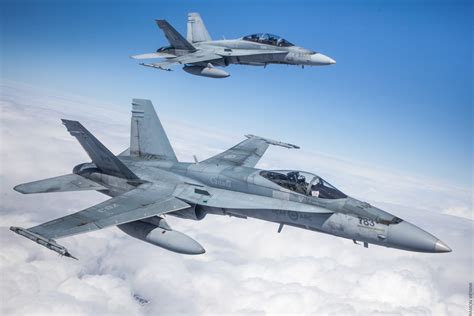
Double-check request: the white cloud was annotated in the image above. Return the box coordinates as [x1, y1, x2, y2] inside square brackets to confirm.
[0, 80, 472, 315]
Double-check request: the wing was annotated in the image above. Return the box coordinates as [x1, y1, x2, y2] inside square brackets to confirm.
[201, 134, 299, 168]
[141, 51, 223, 70]
[10, 184, 190, 258]
[14, 174, 106, 194]
[130, 52, 177, 59]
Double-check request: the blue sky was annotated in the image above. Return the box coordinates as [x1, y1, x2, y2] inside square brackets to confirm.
[1, 0, 472, 186]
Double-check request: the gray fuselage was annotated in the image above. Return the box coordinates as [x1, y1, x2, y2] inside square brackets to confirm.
[163, 38, 336, 67]
[74, 157, 451, 254]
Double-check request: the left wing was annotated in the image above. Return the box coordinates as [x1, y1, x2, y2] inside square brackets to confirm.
[201, 134, 299, 168]
[10, 183, 190, 258]
[141, 51, 223, 70]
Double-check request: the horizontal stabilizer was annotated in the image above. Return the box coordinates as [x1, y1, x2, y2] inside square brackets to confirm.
[156, 19, 195, 51]
[14, 174, 106, 194]
[62, 120, 140, 180]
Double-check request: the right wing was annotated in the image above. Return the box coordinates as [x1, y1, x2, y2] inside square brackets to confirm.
[130, 52, 176, 60]
[26, 184, 189, 239]
[141, 51, 223, 70]
[201, 134, 299, 168]
[10, 184, 190, 258]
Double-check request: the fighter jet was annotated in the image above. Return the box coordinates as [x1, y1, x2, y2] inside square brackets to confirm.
[131, 12, 336, 78]
[10, 99, 451, 258]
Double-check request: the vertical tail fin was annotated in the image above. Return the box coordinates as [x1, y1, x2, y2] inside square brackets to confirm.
[187, 12, 212, 43]
[130, 99, 178, 161]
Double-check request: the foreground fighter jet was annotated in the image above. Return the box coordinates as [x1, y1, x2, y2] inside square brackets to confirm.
[11, 99, 451, 258]
[131, 12, 336, 78]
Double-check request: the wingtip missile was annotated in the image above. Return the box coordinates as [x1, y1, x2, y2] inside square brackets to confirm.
[245, 134, 300, 149]
[10, 226, 78, 260]
[140, 63, 172, 71]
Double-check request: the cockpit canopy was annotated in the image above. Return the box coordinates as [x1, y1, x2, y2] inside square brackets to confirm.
[260, 170, 347, 199]
[242, 33, 294, 47]
[157, 46, 172, 52]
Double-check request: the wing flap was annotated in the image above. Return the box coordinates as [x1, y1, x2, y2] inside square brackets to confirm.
[14, 174, 106, 194]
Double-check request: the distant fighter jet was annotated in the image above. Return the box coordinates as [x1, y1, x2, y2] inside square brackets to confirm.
[11, 99, 451, 258]
[131, 12, 336, 78]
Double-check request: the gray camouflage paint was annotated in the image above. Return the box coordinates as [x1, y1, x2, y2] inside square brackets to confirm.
[132, 12, 336, 78]
[10, 99, 451, 259]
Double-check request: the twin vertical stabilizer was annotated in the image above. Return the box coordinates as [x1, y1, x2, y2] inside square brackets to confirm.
[130, 99, 178, 161]
[187, 12, 212, 43]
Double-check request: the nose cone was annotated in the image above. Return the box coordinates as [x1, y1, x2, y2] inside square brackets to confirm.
[434, 240, 452, 253]
[310, 53, 336, 65]
[388, 221, 451, 253]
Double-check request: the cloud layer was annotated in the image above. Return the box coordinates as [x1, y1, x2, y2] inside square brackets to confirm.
[1, 81, 472, 315]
